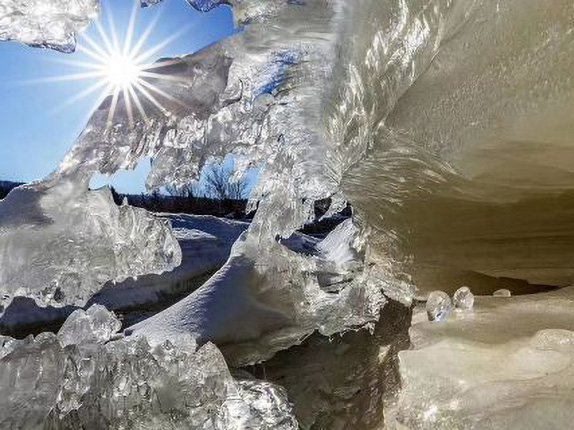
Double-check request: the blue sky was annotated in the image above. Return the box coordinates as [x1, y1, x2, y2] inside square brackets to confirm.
[0, 0, 235, 193]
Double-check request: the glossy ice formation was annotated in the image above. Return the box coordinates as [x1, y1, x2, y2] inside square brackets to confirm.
[0, 184, 181, 313]
[493, 289, 512, 298]
[452, 286, 474, 310]
[0, 304, 298, 429]
[391, 287, 574, 429]
[2, 0, 574, 426]
[425, 291, 452, 322]
[0, 0, 99, 52]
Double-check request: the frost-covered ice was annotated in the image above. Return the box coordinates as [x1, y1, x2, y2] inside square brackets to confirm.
[391, 287, 574, 429]
[0, 0, 99, 52]
[0, 304, 298, 429]
[452, 286, 474, 310]
[425, 291, 452, 322]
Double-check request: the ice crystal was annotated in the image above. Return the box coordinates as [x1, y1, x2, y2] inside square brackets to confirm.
[426, 291, 452, 322]
[452, 286, 474, 310]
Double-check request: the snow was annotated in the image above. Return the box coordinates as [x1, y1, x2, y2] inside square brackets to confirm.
[128, 217, 386, 366]
[0, 213, 249, 332]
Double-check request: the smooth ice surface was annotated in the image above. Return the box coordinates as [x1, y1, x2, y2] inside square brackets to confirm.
[425, 291, 452, 322]
[391, 287, 574, 429]
[452, 286, 474, 310]
[341, 0, 574, 292]
[0, 0, 99, 52]
[0, 304, 298, 429]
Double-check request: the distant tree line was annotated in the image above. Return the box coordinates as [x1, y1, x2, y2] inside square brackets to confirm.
[0, 163, 351, 232]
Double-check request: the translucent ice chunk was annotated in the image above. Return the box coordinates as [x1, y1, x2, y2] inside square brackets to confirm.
[493, 289, 512, 297]
[57, 304, 121, 346]
[0, 306, 298, 428]
[0, 0, 99, 52]
[426, 291, 452, 322]
[453, 286, 474, 310]
[0, 183, 181, 312]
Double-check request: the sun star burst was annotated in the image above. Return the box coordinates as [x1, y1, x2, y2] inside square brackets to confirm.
[31, 1, 191, 129]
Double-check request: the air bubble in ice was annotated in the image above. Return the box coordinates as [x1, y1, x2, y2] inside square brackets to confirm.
[426, 291, 452, 322]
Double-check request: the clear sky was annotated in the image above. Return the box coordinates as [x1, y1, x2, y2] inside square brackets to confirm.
[0, 0, 235, 193]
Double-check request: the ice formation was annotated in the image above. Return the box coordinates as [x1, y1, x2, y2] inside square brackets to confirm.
[0, 214, 248, 335]
[425, 291, 452, 322]
[2, 0, 574, 427]
[0, 184, 181, 313]
[493, 289, 512, 298]
[129, 218, 386, 366]
[0, 0, 99, 52]
[391, 287, 574, 429]
[0, 304, 298, 429]
[453, 286, 474, 310]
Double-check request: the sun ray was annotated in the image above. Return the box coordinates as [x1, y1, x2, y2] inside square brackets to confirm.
[139, 71, 189, 83]
[105, 5, 122, 55]
[128, 85, 149, 123]
[44, 57, 103, 70]
[95, 19, 117, 58]
[51, 79, 111, 115]
[128, 8, 164, 60]
[123, 87, 135, 128]
[77, 44, 109, 66]
[79, 32, 111, 62]
[123, 0, 140, 57]
[132, 24, 193, 64]
[134, 81, 170, 116]
[106, 87, 122, 129]
[139, 59, 183, 71]
[137, 78, 191, 109]
[19, 70, 106, 85]
[74, 83, 116, 133]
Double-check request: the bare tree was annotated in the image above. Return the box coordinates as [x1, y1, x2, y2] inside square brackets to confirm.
[203, 162, 248, 200]
[165, 182, 197, 199]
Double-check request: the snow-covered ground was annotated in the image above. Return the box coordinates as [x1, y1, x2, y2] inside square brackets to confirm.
[0, 214, 249, 335]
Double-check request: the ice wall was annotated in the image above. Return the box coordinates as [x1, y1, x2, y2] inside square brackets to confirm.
[337, 0, 574, 292]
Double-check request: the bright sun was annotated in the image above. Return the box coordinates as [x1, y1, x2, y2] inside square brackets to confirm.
[103, 55, 142, 89]
[34, 1, 189, 128]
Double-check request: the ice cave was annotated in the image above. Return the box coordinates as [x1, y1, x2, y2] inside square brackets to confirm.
[1, 0, 574, 428]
